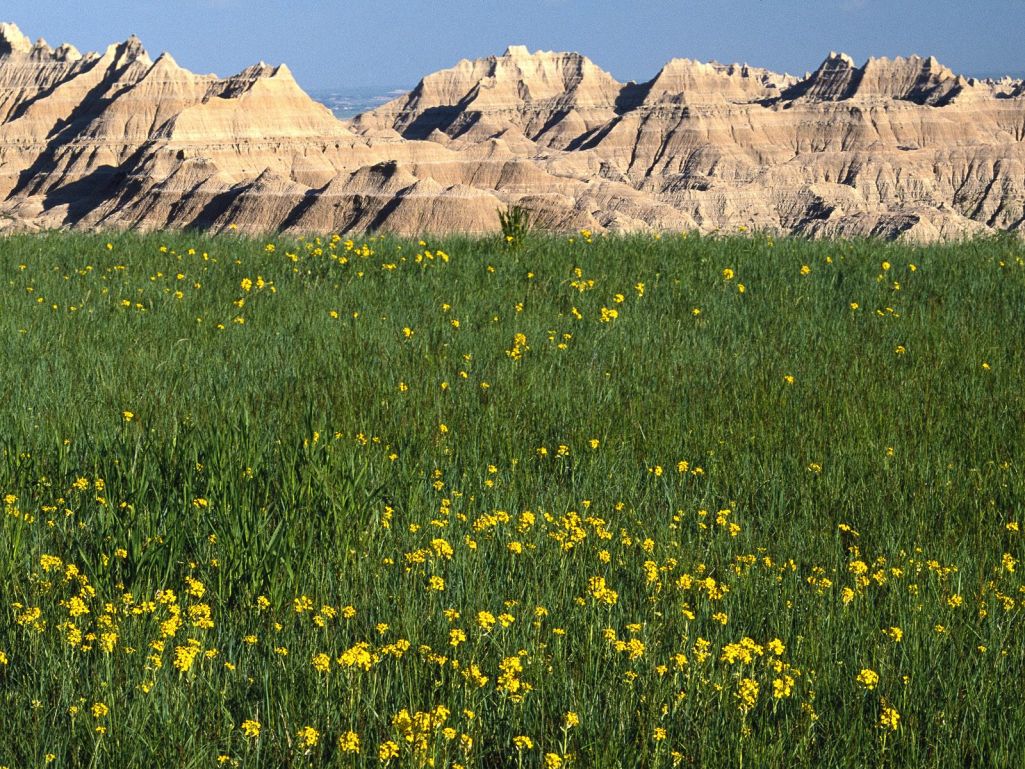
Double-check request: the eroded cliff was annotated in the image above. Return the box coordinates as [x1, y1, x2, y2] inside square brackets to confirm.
[1, 24, 1022, 240]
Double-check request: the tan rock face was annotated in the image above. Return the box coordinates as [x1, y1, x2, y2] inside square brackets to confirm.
[0, 23, 1022, 240]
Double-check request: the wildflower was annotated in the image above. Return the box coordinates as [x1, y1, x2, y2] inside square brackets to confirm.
[565, 711, 580, 728]
[449, 629, 467, 647]
[513, 736, 534, 751]
[507, 333, 529, 361]
[879, 703, 900, 731]
[173, 640, 202, 672]
[431, 538, 454, 559]
[587, 576, 618, 606]
[338, 731, 360, 753]
[427, 575, 445, 591]
[653, 727, 667, 741]
[337, 642, 376, 670]
[240, 720, 261, 738]
[773, 676, 795, 699]
[296, 725, 320, 750]
[856, 668, 880, 690]
[461, 663, 489, 688]
[378, 740, 400, 760]
[735, 678, 759, 712]
[184, 576, 205, 599]
[122, 411, 134, 422]
[91, 702, 109, 718]
[545, 754, 564, 769]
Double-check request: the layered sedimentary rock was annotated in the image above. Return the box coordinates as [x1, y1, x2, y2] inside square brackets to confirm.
[1, 23, 1023, 239]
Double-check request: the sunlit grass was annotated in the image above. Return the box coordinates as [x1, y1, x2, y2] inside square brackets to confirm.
[0, 230, 1023, 768]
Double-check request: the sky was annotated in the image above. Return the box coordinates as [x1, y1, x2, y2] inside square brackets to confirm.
[5, 1, 1024, 91]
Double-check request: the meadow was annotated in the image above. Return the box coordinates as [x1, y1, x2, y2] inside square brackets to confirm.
[0, 229, 1022, 768]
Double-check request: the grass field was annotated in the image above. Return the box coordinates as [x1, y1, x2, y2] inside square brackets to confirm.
[0, 230, 1023, 768]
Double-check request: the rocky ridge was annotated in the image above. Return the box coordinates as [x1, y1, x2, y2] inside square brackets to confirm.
[1, 23, 1023, 239]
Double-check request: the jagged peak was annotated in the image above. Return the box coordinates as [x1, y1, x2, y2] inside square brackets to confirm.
[399, 46, 622, 110]
[496, 45, 589, 61]
[122, 34, 148, 58]
[486, 46, 622, 95]
[140, 51, 194, 84]
[53, 43, 81, 62]
[271, 62, 295, 81]
[861, 53, 955, 78]
[654, 57, 789, 82]
[152, 51, 179, 68]
[642, 57, 792, 105]
[482, 45, 606, 74]
[234, 61, 276, 79]
[855, 54, 961, 102]
[1, 22, 87, 63]
[784, 51, 966, 104]
[824, 51, 856, 68]
[0, 22, 33, 56]
[104, 34, 152, 69]
[503, 45, 531, 58]
[209, 60, 307, 102]
[28, 40, 56, 61]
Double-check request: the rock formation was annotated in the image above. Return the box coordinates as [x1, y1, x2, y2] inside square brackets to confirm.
[0, 23, 1023, 239]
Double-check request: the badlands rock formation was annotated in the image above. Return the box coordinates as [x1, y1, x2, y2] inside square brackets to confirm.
[0, 23, 1023, 239]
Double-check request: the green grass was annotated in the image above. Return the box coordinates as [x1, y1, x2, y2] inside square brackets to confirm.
[0, 230, 1023, 768]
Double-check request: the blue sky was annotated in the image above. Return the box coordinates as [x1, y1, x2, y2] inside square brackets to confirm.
[6, 1, 1024, 90]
